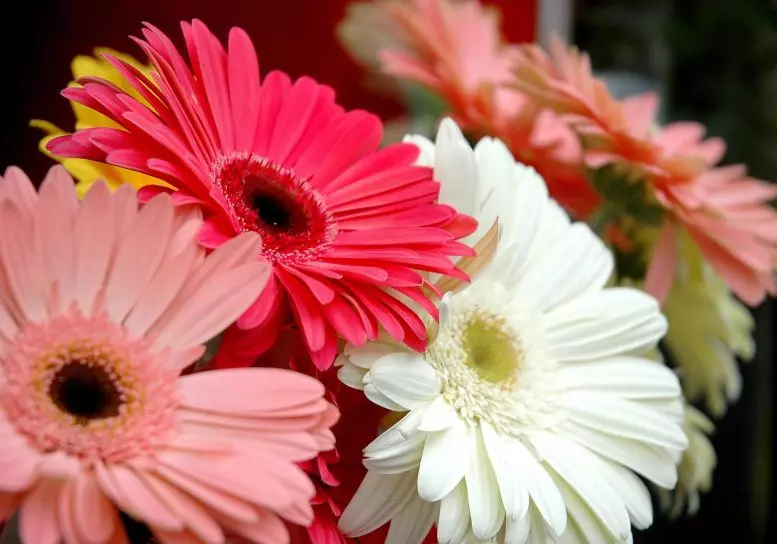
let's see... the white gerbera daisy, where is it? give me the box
[336,119,687,544]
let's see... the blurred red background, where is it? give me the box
[0,0,536,180]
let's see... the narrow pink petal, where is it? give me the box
[36,167,79,309]
[192,20,235,151]
[196,219,233,249]
[19,480,62,544]
[103,465,184,532]
[178,367,325,414]
[267,77,322,164]
[276,268,328,351]
[252,70,292,156]
[57,480,81,544]
[0,201,46,322]
[138,471,224,544]
[74,473,116,544]
[104,193,175,323]
[228,28,261,151]
[123,242,199,338]
[236,273,285,330]
[643,219,678,305]
[74,182,116,312]
[1,166,38,215]
[150,464,258,525]
[154,260,270,352]
[216,508,290,544]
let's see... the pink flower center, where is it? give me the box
[1,310,180,462]
[211,151,337,264]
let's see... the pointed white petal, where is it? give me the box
[364,383,407,412]
[530,432,631,542]
[505,512,531,544]
[555,478,626,544]
[369,352,440,409]
[337,362,368,390]
[504,438,566,536]
[481,422,528,520]
[418,397,459,432]
[365,409,426,474]
[545,288,666,362]
[465,427,505,540]
[418,418,471,502]
[438,482,471,544]
[339,470,418,537]
[554,357,681,400]
[600,461,653,530]
[386,494,439,544]
[559,420,677,488]
[511,223,613,313]
[404,134,436,167]
[560,393,688,451]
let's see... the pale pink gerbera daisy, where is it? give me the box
[0,166,338,544]
[514,38,777,305]
[48,20,475,369]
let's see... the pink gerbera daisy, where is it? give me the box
[513,37,777,305]
[0,166,338,544]
[48,20,476,369]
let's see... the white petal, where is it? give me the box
[465,427,505,540]
[419,397,459,432]
[600,461,653,530]
[337,362,368,390]
[481,422,528,520]
[438,482,471,544]
[554,357,681,400]
[386,494,438,544]
[365,409,426,474]
[559,420,677,488]
[418,418,471,502]
[338,470,418,537]
[369,352,440,409]
[364,383,407,412]
[404,134,436,167]
[505,512,531,544]
[555,482,615,544]
[511,223,613,313]
[530,432,631,542]
[560,393,688,451]
[435,118,479,220]
[343,342,400,369]
[545,288,666,362]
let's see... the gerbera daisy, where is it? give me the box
[336,120,686,543]
[512,37,777,306]
[48,19,475,369]
[31,48,167,198]
[338,0,599,219]
[0,166,337,544]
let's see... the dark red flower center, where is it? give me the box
[212,151,337,264]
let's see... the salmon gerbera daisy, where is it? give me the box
[0,166,338,544]
[48,20,476,369]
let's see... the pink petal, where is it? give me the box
[74,182,116,312]
[643,219,678,305]
[74,473,116,543]
[104,193,175,323]
[228,28,261,151]
[20,480,62,544]
[102,465,184,532]
[179,367,325,414]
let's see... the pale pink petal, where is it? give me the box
[179,367,326,414]
[19,479,62,544]
[0,201,46,322]
[104,193,175,323]
[74,182,116,312]
[101,465,184,532]
[0,166,38,215]
[644,219,678,305]
[74,473,116,543]
[36,167,78,311]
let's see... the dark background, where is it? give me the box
[1,1,774,543]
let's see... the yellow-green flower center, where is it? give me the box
[461,313,521,385]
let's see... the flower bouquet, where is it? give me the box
[0,1,774,543]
